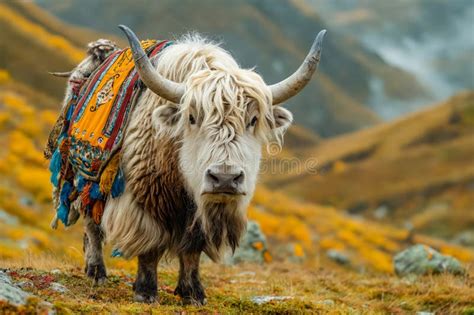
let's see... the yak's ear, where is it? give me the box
[152,103,181,131]
[272,106,293,130]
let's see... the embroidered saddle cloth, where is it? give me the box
[47,39,171,227]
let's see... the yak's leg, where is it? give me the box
[134,249,162,303]
[174,252,206,306]
[83,216,107,284]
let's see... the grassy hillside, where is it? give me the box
[1,69,472,274]
[0,2,119,101]
[1,3,473,313]
[38,0,432,136]
[1,259,473,314]
[271,92,474,240]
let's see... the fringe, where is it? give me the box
[111,168,125,198]
[92,200,105,224]
[49,148,61,187]
[99,153,121,195]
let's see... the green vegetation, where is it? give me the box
[1,259,473,314]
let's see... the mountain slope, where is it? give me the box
[37,0,429,136]
[310,0,474,117]
[271,92,474,240]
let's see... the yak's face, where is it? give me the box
[152,67,292,208]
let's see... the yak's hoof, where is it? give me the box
[134,293,157,304]
[85,263,107,285]
[174,284,207,306]
[183,297,207,306]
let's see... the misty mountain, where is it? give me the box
[36,0,428,137]
[310,0,474,118]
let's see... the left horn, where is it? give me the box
[118,24,185,104]
[48,71,73,78]
[270,30,326,105]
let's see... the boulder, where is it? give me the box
[0,270,30,306]
[226,220,270,264]
[0,270,55,314]
[393,244,465,276]
[326,249,350,265]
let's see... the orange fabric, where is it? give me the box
[70,40,157,149]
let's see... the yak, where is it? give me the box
[53,25,326,305]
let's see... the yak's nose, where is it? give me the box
[205,164,244,194]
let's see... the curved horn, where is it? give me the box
[118,25,184,103]
[270,30,326,105]
[48,71,73,78]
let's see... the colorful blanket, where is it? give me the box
[48,39,171,227]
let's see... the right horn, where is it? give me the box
[270,30,326,105]
[118,24,185,104]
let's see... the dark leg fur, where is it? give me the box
[83,216,107,285]
[174,252,206,306]
[133,249,162,303]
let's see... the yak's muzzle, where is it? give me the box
[202,164,245,196]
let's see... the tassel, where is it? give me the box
[75,175,87,192]
[57,204,69,226]
[92,200,105,224]
[111,168,125,198]
[90,182,103,200]
[60,181,73,204]
[99,153,121,195]
[81,182,92,210]
[111,248,123,258]
[49,149,61,187]
[50,214,58,229]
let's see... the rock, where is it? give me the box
[226,220,269,264]
[251,295,293,305]
[452,230,474,247]
[0,209,19,225]
[394,244,465,276]
[50,282,68,293]
[17,280,34,290]
[0,271,56,314]
[373,205,389,219]
[326,249,350,265]
[50,269,61,275]
[0,270,30,306]
[317,299,335,307]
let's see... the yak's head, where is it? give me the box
[119,25,325,225]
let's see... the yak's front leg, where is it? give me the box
[134,249,162,303]
[83,216,107,284]
[174,252,207,306]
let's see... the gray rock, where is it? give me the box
[453,230,474,247]
[317,299,335,307]
[0,209,19,225]
[327,249,350,265]
[0,270,31,306]
[394,244,465,276]
[251,295,293,305]
[227,220,268,264]
[50,282,68,293]
[373,205,389,219]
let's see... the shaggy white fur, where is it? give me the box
[102,34,293,258]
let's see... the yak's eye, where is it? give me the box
[189,114,196,125]
[247,116,258,129]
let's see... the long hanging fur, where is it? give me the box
[102,34,281,259]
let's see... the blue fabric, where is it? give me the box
[111,248,123,257]
[111,168,125,198]
[90,182,103,200]
[49,148,61,187]
[58,181,73,225]
[75,175,87,192]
